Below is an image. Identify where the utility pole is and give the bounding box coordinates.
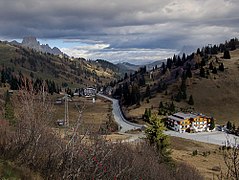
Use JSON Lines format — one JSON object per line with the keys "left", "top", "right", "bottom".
{"left": 42, "top": 80, "right": 46, "bottom": 106}
{"left": 64, "top": 94, "right": 69, "bottom": 127}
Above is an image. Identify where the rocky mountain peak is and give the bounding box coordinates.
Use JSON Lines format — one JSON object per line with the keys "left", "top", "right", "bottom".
{"left": 22, "top": 36, "right": 38, "bottom": 44}
{"left": 12, "top": 36, "right": 64, "bottom": 56}
{"left": 22, "top": 36, "right": 41, "bottom": 51}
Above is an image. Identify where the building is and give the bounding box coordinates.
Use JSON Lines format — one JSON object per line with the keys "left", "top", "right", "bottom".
{"left": 84, "top": 87, "right": 96, "bottom": 97}
{"left": 167, "top": 112, "right": 213, "bottom": 133}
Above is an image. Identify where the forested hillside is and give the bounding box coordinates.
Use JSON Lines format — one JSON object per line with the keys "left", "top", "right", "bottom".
{"left": 110, "top": 38, "right": 239, "bottom": 125}
{"left": 0, "top": 41, "right": 120, "bottom": 91}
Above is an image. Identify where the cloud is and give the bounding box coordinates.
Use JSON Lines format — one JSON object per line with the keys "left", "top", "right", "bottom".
{"left": 61, "top": 42, "right": 179, "bottom": 65}
{"left": 0, "top": 0, "right": 239, "bottom": 63}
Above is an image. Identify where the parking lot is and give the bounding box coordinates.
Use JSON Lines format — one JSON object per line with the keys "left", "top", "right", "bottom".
{"left": 165, "top": 130, "right": 239, "bottom": 146}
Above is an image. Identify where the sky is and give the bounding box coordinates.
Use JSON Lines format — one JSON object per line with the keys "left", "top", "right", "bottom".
{"left": 0, "top": 0, "right": 239, "bottom": 64}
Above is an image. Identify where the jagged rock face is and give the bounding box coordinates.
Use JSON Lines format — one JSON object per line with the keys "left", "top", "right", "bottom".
{"left": 22, "top": 36, "right": 41, "bottom": 50}
{"left": 22, "top": 36, "right": 38, "bottom": 45}
{"left": 19, "top": 36, "right": 63, "bottom": 56}
{"left": 41, "top": 44, "right": 52, "bottom": 53}
{"left": 10, "top": 40, "right": 20, "bottom": 46}
{"left": 52, "top": 47, "right": 62, "bottom": 55}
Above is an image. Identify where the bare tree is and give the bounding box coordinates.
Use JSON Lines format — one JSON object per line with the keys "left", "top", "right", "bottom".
{"left": 222, "top": 138, "right": 239, "bottom": 180}
{"left": 0, "top": 84, "right": 203, "bottom": 180}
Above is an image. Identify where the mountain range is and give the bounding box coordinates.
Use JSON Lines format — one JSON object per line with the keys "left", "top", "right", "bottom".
{"left": 0, "top": 40, "right": 123, "bottom": 89}
{"left": 10, "top": 36, "right": 64, "bottom": 56}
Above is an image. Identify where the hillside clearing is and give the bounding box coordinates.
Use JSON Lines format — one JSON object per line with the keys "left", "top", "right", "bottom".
{"left": 170, "top": 136, "right": 226, "bottom": 180}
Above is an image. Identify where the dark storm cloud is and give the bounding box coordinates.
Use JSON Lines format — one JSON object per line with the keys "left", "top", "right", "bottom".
{"left": 0, "top": 0, "right": 239, "bottom": 51}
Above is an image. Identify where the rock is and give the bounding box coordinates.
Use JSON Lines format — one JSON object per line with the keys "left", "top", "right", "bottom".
{"left": 13, "top": 36, "right": 64, "bottom": 56}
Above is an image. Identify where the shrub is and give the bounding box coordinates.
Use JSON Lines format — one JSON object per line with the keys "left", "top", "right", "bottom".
{"left": 0, "top": 87, "right": 204, "bottom": 179}
{"left": 192, "top": 150, "right": 198, "bottom": 156}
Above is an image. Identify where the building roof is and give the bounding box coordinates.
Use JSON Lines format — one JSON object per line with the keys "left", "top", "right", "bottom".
{"left": 168, "top": 112, "right": 197, "bottom": 122}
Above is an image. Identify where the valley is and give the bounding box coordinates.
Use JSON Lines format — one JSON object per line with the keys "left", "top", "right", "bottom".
{"left": 1, "top": 37, "right": 239, "bottom": 180}
{"left": 1, "top": 0, "right": 239, "bottom": 179}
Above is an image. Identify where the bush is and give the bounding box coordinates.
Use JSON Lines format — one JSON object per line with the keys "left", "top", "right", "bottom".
{"left": 0, "top": 87, "right": 204, "bottom": 179}
{"left": 188, "top": 95, "right": 194, "bottom": 105}
{"left": 192, "top": 150, "right": 198, "bottom": 156}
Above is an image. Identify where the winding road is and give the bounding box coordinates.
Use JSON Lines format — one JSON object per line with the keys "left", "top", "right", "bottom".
{"left": 97, "top": 93, "right": 144, "bottom": 133}
{"left": 98, "top": 93, "right": 239, "bottom": 146}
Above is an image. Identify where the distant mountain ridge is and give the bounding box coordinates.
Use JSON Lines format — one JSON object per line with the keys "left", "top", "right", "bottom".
{"left": 10, "top": 36, "right": 64, "bottom": 56}
{"left": 116, "top": 60, "right": 165, "bottom": 72}
{"left": 0, "top": 41, "right": 120, "bottom": 89}
{"left": 116, "top": 62, "right": 140, "bottom": 71}
{"left": 178, "top": 45, "right": 197, "bottom": 56}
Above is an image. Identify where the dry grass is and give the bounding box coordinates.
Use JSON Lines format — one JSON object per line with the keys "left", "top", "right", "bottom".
{"left": 188, "top": 50, "right": 239, "bottom": 125}
{"left": 104, "top": 133, "right": 132, "bottom": 141}
{"left": 53, "top": 95, "right": 113, "bottom": 132}
{"left": 0, "top": 160, "right": 43, "bottom": 179}
{"left": 170, "top": 136, "right": 226, "bottom": 180}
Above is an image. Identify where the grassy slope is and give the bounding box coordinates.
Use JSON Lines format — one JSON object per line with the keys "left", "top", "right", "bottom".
{"left": 52, "top": 96, "right": 113, "bottom": 132}
{"left": 188, "top": 50, "right": 239, "bottom": 124}
{"left": 127, "top": 49, "right": 239, "bottom": 125}
{"left": 0, "top": 43, "right": 18, "bottom": 63}
{"left": 170, "top": 136, "right": 226, "bottom": 180}
{"left": 0, "top": 42, "right": 117, "bottom": 88}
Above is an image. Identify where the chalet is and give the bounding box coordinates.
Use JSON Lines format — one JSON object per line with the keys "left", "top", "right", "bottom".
{"left": 167, "top": 112, "right": 213, "bottom": 133}
{"left": 84, "top": 87, "right": 96, "bottom": 97}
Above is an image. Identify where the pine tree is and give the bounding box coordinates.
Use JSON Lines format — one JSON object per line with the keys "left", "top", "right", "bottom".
{"left": 201, "top": 59, "right": 206, "bottom": 67}
{"left": 145, "top": 85, "right": 151, "bottom": 98}
{"left": 148, "top": 108, "right": 151, "bottom": 118}
{"left": 175, "top": 91, "right": 182, "bottom": 102}
{"left": 188, "top": 95, "right": 194, "bottom": 105}
{"left": 209, "top": 62, "right": 214, "bottom": 70}
{"left": 143, "top": 108, "right": 148, "bottom": 120}
{"left": 1, "top": 69, "right": 6, "bottom": 83}
{"left": 212, "top": 67, "right": 217, "bottom": 74}
{"left": 226, "top": 121, "right": 232, "bottom": 130}
{"left": 200, "top": 67, "right": 205, "bottom": 77}
{"left": 186, "top": 68, "right": 192, "bottom": 78}
{"left": 173, "top": 54, "right": 177, "bottom": 64}
{"left": 158, "top": 102, "right": 164, "bottom": 115}
{"left": 124, "top": 73, "right": 128, "bottom": 80}
{"left": 209, "top": 118, "right": 215, "bottom": 130}
{"left": 197, "top": 48, "right": 201, "bottom": 55}
{"left": 180, "top": 79, "right": 187, "bottom": 100}
{"left": 159, "top": 101, "right": 164, "bottom": 109}
{"left": 223, "top": 50, "right": 231, "bottom": 59}
{"left": 219, "top": 63, "right": 224, "bottom": 71}
{"left": 169, "top": 101, "right": 175, "bottom": 112}
{"left": 161, "top": 62, "right": 166, "bottom": 74}
{"left": 143, "top": 108, "right": 151, "bottom": 122}
{"left": 145, "top": 115, "right": 171, "bottom": 162}
{"left": 166, "top": 58, "right": 173, "bottom": 69}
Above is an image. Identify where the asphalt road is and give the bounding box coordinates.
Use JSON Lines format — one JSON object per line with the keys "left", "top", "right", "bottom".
{"left": 97, "top": 93, "right": 144, "bottom": 133}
